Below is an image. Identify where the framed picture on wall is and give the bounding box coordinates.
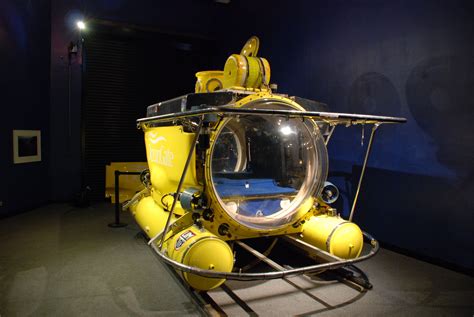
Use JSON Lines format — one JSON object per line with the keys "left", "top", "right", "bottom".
{"left": 13, "top": 130, "right": 42, "bottom": 164}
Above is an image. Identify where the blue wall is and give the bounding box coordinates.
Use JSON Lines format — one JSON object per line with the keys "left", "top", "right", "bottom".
{"left": 0, "top": 0, "right": 51, "bottom": 217}
{"left": 250, "top": 0, "right": 474, "bottom": 270}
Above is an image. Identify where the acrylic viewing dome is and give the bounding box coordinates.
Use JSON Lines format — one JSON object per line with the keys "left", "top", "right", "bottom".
{"left": 209, "top": 100, "right": 328, "bottom": 230}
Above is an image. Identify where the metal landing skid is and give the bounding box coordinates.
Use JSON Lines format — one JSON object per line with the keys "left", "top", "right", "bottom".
{"left": 157, "top": 235, "right": 373, "bottom": 316}
{"left": 282, "top": 236, "right": 373, "bottom": 292}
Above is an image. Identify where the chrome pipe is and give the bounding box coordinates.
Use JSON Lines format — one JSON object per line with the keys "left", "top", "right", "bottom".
{"left": 148, "top": 232, "right": 379, "bottom": 281}
{"left": 138, "top": 106, "right": 407, "bottom": 126}
{"left": 349, "top": 124, "right": 379, "bottom": 222}
{"left": 324, "top": 125, "right": 336, "bottom": 145}
{"left": 156, "top": 115, "right": 204, "bottom": 250}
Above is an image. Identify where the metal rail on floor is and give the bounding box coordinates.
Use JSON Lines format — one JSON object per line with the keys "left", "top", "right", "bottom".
{"left": 146, "top": 234, "right": 376, "bottom": 316}
{"left": 198, "top": 238, "right": 373, "bottom": 316}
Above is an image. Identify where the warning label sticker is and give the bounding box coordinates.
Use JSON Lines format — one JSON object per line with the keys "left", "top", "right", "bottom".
{"left": 175, "top": 230, "right": 195, "bottom": 250}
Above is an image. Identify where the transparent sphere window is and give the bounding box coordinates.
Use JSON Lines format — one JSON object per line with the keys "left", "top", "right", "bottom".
{"left": 210, "top": 101, "right": 328, "bottom": 230}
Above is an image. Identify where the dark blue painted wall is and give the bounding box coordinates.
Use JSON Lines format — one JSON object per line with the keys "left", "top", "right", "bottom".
{"left": 247, "top": 0, "right": 474, "bottom": 270}
{"left": 0, "top": 0, "right": 51, "bottom": 217}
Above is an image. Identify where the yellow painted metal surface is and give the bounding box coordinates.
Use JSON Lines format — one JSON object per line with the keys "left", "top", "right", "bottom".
{"left": 195, "top": 71, "right": 224, "bottom": 93}
{"left": 222, "top": 54, "right": 270, "bottom": 89}
{"left": 240, "top": 36, "right": 260, "bottom": 56}
{"left": 105, "top": 162, "right": 148, "bottom": 203}
{"left": 144, "top": 126, "right": 201, "bottom": 216}
{"left": 223, "top": 54, "right": 246, "bottom": 88}
{"left": 246, "top": 56, "right": 260, "bottom": 88}
{"left": 131, "top": 127, "right": 236, "bottom": 291}
{"left": 130, "top": 196, "right": 178, "bottom": 238}
{"left": 166, "top": 226, "right": 233, "bottom": 290}
{"left": 130, "top": 195, "right": 233, "bottom": 290}
{"left": 258, "top": 57, "right": 271, "bottom": 88}
{"left": 300, "top": 214, "right": 363, "bottom": 259}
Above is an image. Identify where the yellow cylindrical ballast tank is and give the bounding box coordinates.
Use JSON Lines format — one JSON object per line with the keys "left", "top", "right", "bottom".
{"left": 167, "top": 226, "right": 234, "bottom": 290}
{"left": 130, "top": 196, "right": 234, "bottom": 290}
{"left": 131, "top": 196, "right": 178, "bottom": 237}
{"left": 300, "top": 215, "right": 363, "bottom": 259}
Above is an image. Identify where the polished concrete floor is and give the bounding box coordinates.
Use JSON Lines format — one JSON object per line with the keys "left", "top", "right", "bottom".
{"left": 1, "top": 203, "right": 473, "bottom": 316}
{"left": 0, "top": 203, "right": 200, "bottom": 316}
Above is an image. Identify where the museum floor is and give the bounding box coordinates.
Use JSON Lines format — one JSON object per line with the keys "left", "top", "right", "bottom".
{"left": 0, "top": 203, "right": 472, "bottom": 316}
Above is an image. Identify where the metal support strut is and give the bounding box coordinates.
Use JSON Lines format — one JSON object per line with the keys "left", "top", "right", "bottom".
{"left": 154, "top": 115, "right": 204, "bottom": 250}
{"left": 349, "top": 124, "right": 379, "bottom": 222}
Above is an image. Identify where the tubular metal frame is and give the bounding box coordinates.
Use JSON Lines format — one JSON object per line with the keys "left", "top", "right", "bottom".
{"left": 137, "top": 106, "right": 407, "bottom": 128}
{"left": 349, "top": 124, "right": 379, "bottom": 222}
{"left": 147, "top": 115, "right": 205, "bottom": 250}
{"left": 149, "top": 232, "right": 379, "bottom": 280}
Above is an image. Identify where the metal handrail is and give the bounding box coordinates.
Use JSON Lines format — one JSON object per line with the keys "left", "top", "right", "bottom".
{"left": 137, "top": 106, "right": 407, "bottom": 126}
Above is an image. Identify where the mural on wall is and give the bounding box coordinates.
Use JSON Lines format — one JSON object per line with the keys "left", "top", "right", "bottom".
{"left": 349, "top": 72, "right": 401, "bottom": 117}
{"left": 406, "top": 55, "right": 474, "bottom": 182}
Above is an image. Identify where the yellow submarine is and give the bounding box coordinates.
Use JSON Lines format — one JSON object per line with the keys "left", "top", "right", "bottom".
{"left": 124, "top": 36, "right": 406, "bottom": 291}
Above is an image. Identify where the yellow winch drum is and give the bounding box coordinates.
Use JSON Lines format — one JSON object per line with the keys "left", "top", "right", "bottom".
{"left": 223, "top": 54, "right": 271, "bottom": 89}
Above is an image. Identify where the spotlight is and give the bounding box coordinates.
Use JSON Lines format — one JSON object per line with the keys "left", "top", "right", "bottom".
{"left": 76, "top": 21, "right": 86, "bottom": 30}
